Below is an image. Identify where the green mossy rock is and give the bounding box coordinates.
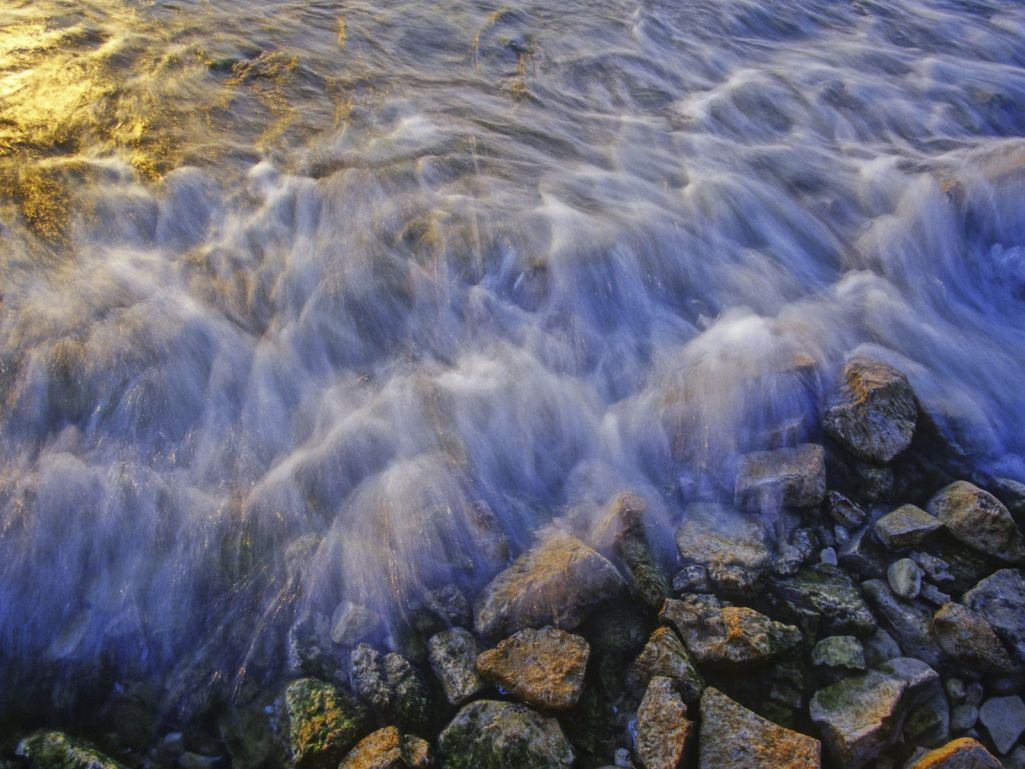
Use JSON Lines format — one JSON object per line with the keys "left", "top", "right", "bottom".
{"left": 438, "top": 700, "right": 574, "bottom": 769}
{"left": 17, "top": 732, "right": 124, "bottom": 769}
{"left": 285, "top": 678, "right": 370, "bottom": 769}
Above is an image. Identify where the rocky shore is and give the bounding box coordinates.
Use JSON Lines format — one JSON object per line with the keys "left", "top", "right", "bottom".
{"left": 5, "top": 357, "right": 1025, "bottom": 768}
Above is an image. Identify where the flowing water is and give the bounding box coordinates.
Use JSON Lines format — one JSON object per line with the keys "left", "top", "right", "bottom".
{"left": 2, "top": 0, "right": 1025, "bottom": 723}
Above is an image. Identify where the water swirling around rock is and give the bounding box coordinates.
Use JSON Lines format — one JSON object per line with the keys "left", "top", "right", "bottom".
{"left": 1, "top": 0, "right": 1024, "bottom": 722}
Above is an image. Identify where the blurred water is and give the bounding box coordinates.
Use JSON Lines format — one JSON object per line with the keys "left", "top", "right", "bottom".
{"left": 2, "top": 0, "right": 1025, "bottom": 720}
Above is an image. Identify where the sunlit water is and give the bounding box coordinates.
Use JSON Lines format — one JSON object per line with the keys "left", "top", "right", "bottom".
{"left": 2, "top": 0, "right": 1025, "bottom": 723}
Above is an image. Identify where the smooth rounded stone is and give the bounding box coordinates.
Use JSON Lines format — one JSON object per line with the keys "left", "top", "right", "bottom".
{"left": 676, "top": 503, "right": 772, "bottom": 596}
{"left": 660, "top": 595, "right": 802, "bottom": 667}
{"left": 932, "top": 602, "right": 1017, "bottom": 674}
{"left": 473, "top": 530, "right": 625, "bottom": 639}
{"left": 283, "top": 678, "right": 370, "bottom": 769}
{"left": 698, "top": 686, "right": 821, "bottom": 769}
{"left": 809, "top": 671, "right": 909, "bottom": 769}
{"left": 672, "top": 564, "right": 710, "bottom": 594}
{"left": 812, "top": 636, "right": 866, "bottom": 672}
{"left": 874, "top": 506, "right": 943, "bottom": 550}
{"left": 906, "top": 737, "right": 1003, "bottom": 768}
{"left": 635, "top": 677, "right": 693, "bottom": 769}
{"left": 331, "top": 602, "right": 383, "bottom": 647}
{"left": 862, "top": 580, "right": 942, "bottom": 667}
{"left": 823, "top": 357, "right": 918, "bottom": 464}
{"left": 821, "top": 547, "right": 839, "bottom": 566}
{"left": 888, "top": 559, "right": 923, "bottom": 599}
{"left": 437, "top": 700, "right": 575, "bottom": 769}
{"left": 963, "top": 569, "right": 1025, "bottom": 664}
{"left": 349, "top": 645, "right": 430, "bottom": 729}
{"left": 768, "top": 564, "right": 877, "bottom": 636}
{"left": 16, "top": 731, "right": 125, "bottom": 769}
{"left": 476, "top": 626, "right": 590, "bottom": 711}
{"left": 978, "top": 695, "right": 1025, "bottom": 754}
{"left": 626, "top": 626, "right": 704, "bottom": 705}
{"left": 950, "top": 704, "right": 979, "bottom": 732}
{"left": 734, "top": 443, "right": 826, "bottom": 512}
{"left": 1007, "top": 745, "right": 1025, "bottom": 769}
{"left": 338, "top": 727, "right": 429, "bottom": 769}
{"left": 428, "top": 628, "right": 485, "bottom": 706}
{"left": 927, "top": 481, "right": 1025, "bottom": 563}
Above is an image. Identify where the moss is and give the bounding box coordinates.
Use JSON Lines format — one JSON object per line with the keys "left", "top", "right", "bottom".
{"left": 17, "top": 731, "right": 124, "bottom": 769}
{"left": 285, "top": 679, "right": 369, "bottom": 769}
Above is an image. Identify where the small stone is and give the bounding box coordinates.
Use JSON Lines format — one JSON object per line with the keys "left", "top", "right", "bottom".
{"left": 862, "top": 580, "right": 942, "bottom": 667}
{"left": 331, "top": 603, "right": 383, "bottom": 647}
{"left": 944, "top": 678, "right": 966, "bottom": 702}
{"left": 911, "top": 552, "right": 956, "bottom": 585}
{"left": 626, "top": 626, "right": 704, "bottom": 705}
{"left": 635, "top": 677, "right": 692, "bottom": 769}
{"left": 904, "top": 687, "right": 950, "bottom": 747}
{"left": 932, "top": 602, "right": 1017, "bottom": 674}
{"left": 887, "top": 558, "right": 922, "bottom": 599}
{"left": 874, "top": 506, "right": 942, "bottom": 550}
{"left": 918, "top": 583, "right": 951, "bottom": 606}
{"left": 963, "top": 569, "right": 1025, "bottom": 664}
{"left": 676, "top": 504, "right": 772, "bottom": 596}
{"left": 437, "top": 700, "right": 575, "bottom": 769}
{"left": 283, "top": 678, "right": 369, "bottom": 769}
{"left": 828, "top": 491, "right": 868, "bottom": 528}
{"left": 978, "top": 695, "right": 1025, "bottom": 754}
{"left": 428, "top": 628, "right": 485, "bottom": 706}
{"left": 672, "top": 564, "right": 710, "bottom": 594}
{"left": 476, "top": 626, "right": 590, "bottom": 711}
{"left": 927, "top": 481, "right": 1025, "bottom": 563}
{"left": 821, "top": 548, "right": 838, "bottom": 566}
{"left": 811, "top": 636, "right": 866, "bottom": 672}
{"left": 16, "top": 732, "right": 125, "bottom": 769}
{"left": 906, "top": 737, "right": 1002, "bottom": 768}
{"left": 966, "top": 683, "right": 984, "bottom": 707}
{"left": 950, "top": 704, "right": 978, "bottom": 732}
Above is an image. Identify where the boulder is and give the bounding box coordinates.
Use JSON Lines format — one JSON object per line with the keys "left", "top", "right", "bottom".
{"left": 931, "top": 602, "right": 1017, "bottom": 674}
{"left": 283, "top": 678, "right": 369, "bottom": 769}
{"left": 874, "top": 506, "right": 943, "bottom": 550}
{"left": 428, "top": 628, "right": 485, "bottom": 706}
{"left": 626, "top": 626, "right": 704, "bottom": 705}
{"left": 338, "top": 727, "right": 430, "bottom": 769}
{"left": 906, "top": 737, "right": 1002, "bottom": 768}
{"left": 979, "top": 695, "right": 1025, "bottom": 754}
{"left": 927, "top": 481, "right": 1025, "bottom": 563}
{"left": 676, "top": 504, "right": 772, "bottom": 596}
{"left": 963, "top": 569, "right": 1025, "bottom": 664}
{"left": 635, "top": 677, "right": 693, "bottom": 769}
{"left": 768, "top": 564, "right": 876, "bottom": 636}
{"left": 16, "top": 732, "right": 125, "bottom": 769}
{"left": 349, "top": 646, "right": 430, "bottom": 729}
{"left": 437, "top": 700, "right": 575, "bottom": 769}
{"left": 734, "top": 444, "right": 826, "bottom": 512}
{"left": 474, "top": 530, "right": 624, "bottom": 639}
{"left": 476, "top": 626, "right": 589, "bottom": 711}
{"left": 823, "top": 358, "right": 918, "bottom": 463}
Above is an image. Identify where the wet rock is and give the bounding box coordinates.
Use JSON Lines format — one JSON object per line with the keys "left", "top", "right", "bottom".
{"left": 966, "top": 682, "right": 984, "bottom": 707}
{"left": 862, "top": 580, "right": 942, "bottom": 667}
{"left": 906, "top": 737, "right": 1002, "bottom": 768}
{"left": 888, "top": 558, "right": 923, "bottom": 599}
{"left": 734, "top": 443, "right": 826, "bottom": 512}
{"left": 950, "top": 704, "right": 978, "bottom": 732}
{"left": 698, "top": 686, "right": 821, "bottom": 769}
{"left": 437, "top": 700, "right": 575, "bottom": 769}
{"left": 769, "top": 564, "right": 876, "bottom": 636}
{"left": 927, "top": 481, "right": 1025, "bottom": 563}
{"left": 838, "top": 526, "right": 888, "bottom": 579}
{"left": 874, "top": 506, "right": 943, "bottom": 550}
{"left": 338, "top": 727, "right": 429, "bottom": 769}
{"left": 904, "top": 687, "right": 951, "bottom": 748}
{"left": 476, "top": 626, "right": 589, "bottom": 711}
{"left": 672, "top": 564, "right": 710, "bottom": 594}
{"left": 863, "top": 628, "right": 904, "bottom": 667}
{"left": 919, "top": 583, "right": 952, "bottom": 606}
{"left": 932, "top": 602, "right": 1017, "bottom": 674}
{"left": 912, "top": 552, "right": 955, "bottom": 585}
{"left": 827, "top": 491, "right": 868, "bottom": 529}
{"left": 283, "top": 678, "right": 369, "bottom": 769}
{"left": 823, "top": 357, "right": 918, "bottom": 464}
{"left": 677, "top": 504, "right": 772, "bottom": 596}
{"left": 591, "top": 492, "right": 671, "bottom": 610}
{"left": 978, "top": 695, "right": 1025, "bottom": 754}
{"left": 428, "top": 628, "right": 485, "bottom": 706}
{"left": 635, "top": 676, "right": 693, "bottom": 769}
{"left": 331, "top": 603, "right": 383, "bottom": 647}
{"left": 349, "top": 645, "right": 430, "bottom": 729}
{"left": 289, "top": 611, "right": 347, "bottom": 679}
{"left": 422, "top": 585, "right": 472, "bottom": 629}
{"left": 660, "top": 594, "right": 803, "bottom": 666}
{"left": 474, "top": 530, "right": 624, "bottom": 639}
{"left": 963, "top": 569, "right": 1025, "bottom": 664}
{"left": 853, "top": 462, "right": 894, "bottom": 504}
{"left": 16, "top": 732, "right": 125, "bottom": 769}
{"left": 626, "top": 626, "right": 704, "bottom": 705}
{"left": 876, "top": 657, "right": 941, "bottom": 703}
{"left": 944, "top": 677, "right": 966, "bottom": 702}
{"left": 811, "top": 636, "right": 866, "bottom": 675}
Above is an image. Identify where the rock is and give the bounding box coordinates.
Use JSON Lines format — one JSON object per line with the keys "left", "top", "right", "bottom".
{"left": 349, "top": 646, "right": 430, "bottom": 729}
{"left": 853, "top": 462, "right": 894, "bottom": 503}
{"left": 698, "top": 686, "right": 821, "bottom": 769}
{"left": 862, "top": 580, "right": 942, "bottom": 667}
{"left": 944, "top": 677, "right": 966, "bottom": 702}
{"left": 927, "top": 481, "right": 1025, "bottom": 563}
{"left": 932, "top": 602, "right": 1017, "bottom": 674}
{"left": 823, "top": 357, "right": 918, "bottom": 464}
{"left": 906, "top": 737, "right": 1002, "bottom": 768}
{"left": 811, "top": 636, "right": 866, "bottom": 673}
{"left": 672, "top": 564, "right": 710, "bottom": 594}
{"left": 283, "top": 678, "right": 369, "bottom": 769}
{"left": 874, "top": 506, "right": 943, "bottom": 550}
{"left": 338, "top": 727, "right": 429, "bottom": 769}
{"left": 888, "top": 558, "right": 923, "bottom": 599}
{"left": 978, "top": 695, "right": 1025, "bottom": 754}
{"left": 626, "top": 626, "right": 704, "bottom": 705}
{"left": 820, "top": 547, "right": 838, "bottom": 566}
{"left": 863, "top": 628, "right": 904, "bottom": 667}
{"left": 331, "top": 603, "right": 383, "bottom": 647}
{"left": 591, "top": 492, "right": 671, "bottom": 610}
{"left": 809, "top": 671, "right": 908, "bottom": 769}
{"left": 734, "top": 444, "right": 827, "bottom": 512}
{"left": 289, "top": 611, "right": 347, "bottom": 679}
{"left": 437, "top": 700, "right": 575, "bottom": 769}
{"left": 660, "top": 595, "right": 803, "bottom": 666}
{"left": 876, "top": 657, "right": 941, "bottom": 704}
{"left": 474, "top": 530, "right": 625, "bottom": 639}
{"left": 950, "top": 704, "right": 978, "bottom": 732}
{"left": 676, "top": 504, "right": 772, "bottom": 596}
{"left": 963, "top": 569, "right": 1025, "bottom": 664}
{"left": 635, "top": 677, "right": 693, "bottom": 769}
{"left": 966, "top": 682, "right": 984, "bottom": 707}
{"left": 904, "top": 687, "right": 951, "bottom": 748}
{"left": 918, "top": 583, "right": 951, "bottom": 606}
{"left": 769, "top": 564, "right": 877, "bottom": 636}
{"left": 476, "top": 626, "right": 589, "bottom": 711}
{"left": 16, "top": 732, "right": 125, "bottom": 769}
{"left": 911, "top": 552, "right": 955, "bottom": 585}
{"left": 838, "top": 526, "right": 888, "bottom": 579}
{"left": 422, "top": 585, "right": 472, "bottom": 628}
{"left": 828, "top": 491, "right": 868, "bottom": 529}
{"left": 428, "top": 628, "right": 485, "bottom": 706}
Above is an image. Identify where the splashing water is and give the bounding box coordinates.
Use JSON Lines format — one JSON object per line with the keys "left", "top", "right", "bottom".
{"left": 2, "top": 0, "right": 1025, "bottom": 721}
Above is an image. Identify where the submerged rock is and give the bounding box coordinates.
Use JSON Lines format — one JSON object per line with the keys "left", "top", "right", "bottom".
{"left": 16, "top": 732, "right": 125, "bottom": 769}
{"left": 823, "top": 358, "right": 918, "bottom": 464}
{"left": 349, "top": 646, "right": 430, "bottom": 730}
{"left": 626, "top": 626, "right": 704, "bottom": 705}
{"left": 338, "top": 727, "right": 430, "bottom": 769}
{"left": 475, "top": 626, "right": 589, "bottom": 711}
{"left": 906, "top": 737, "right": 1002, "bottom": 768}
{"left": 874, "top": 505, "right": 943, "bottom": 550}
{"left": 963, "top": 569, "right": 1025, "bottom": 664}
{"left": 698, "top": 687, "right": 821, "bottom": 769}
{"left": 734, "top": 443, "right": 826, "bottom": 512}
{"left": 635, "top": 676, "right": 693, "bottom": 769}
{"left": 931, "top": 602, "right": 1017, "bottom": 674}
{"left": 331, "top": 603, "right": 383, "bottom": 647}
{"left": 927, "top": 481, "right": 1025, "bottom": 563}
{"left": 474, "top": 530, "right": 625, "bottom": 639}
{"left": 437, "top": 700, "right": 575, "bottom": 769}
{"left": 428, "top": 628, "right": 485, "bottom": 706}
{"left": 676, "top": 503, "right": 772, "bottom": 596}
{"left": 283, "top": 678, "right": 369, "bottom": 769}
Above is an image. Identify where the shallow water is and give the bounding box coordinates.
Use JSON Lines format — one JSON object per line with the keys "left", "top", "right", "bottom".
{"left": 2, "top": 0, "right": 1025, "bottom": 719}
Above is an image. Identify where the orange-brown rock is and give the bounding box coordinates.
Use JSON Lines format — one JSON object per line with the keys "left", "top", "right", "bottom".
{"left": 906, "top": 737, "right": 1002, "bottom": 769}
{"left": 635, "top": 676, "right": 692, "bottom": 769}
{"left": 338, "top": 726, "right": 430, "bottom": 769}
{"left": 476, "top": 626, "right": 590, "bottom": 710}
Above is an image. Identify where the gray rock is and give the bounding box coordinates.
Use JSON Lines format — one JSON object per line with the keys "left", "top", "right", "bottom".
{"left": 862, "top": 580, "right": 942, "bottom": 667}
{"left": 635, "top": 677, "right": 693, "bottom": 769}
{"left": 978, "top": 695, "right": 1025, "bottom": 754}
{"left": 672, "top": 564, "right": 710, "bottom": 594}
{"left": 904, "top": 687, "right": 951, "bottom": 748}
{"left": 874, "top": 506, "right": 943, "bottom": 550}
{"left": 676, "top": 503, "right": 772, "bottom": 596}
{"left": 437, "top": 700, "right": 575, "bottom": 769}
{"left": 932, "top": 602, "right": 1017, "bottom": 674}
{"left": 963, "top": 569, "right": 1025, "bottom": 664}
{"left": 810, "top": 671, "right": 908, "bottom": 769}
{"left": 888, "top": 558, "right": 923, "bottom": 599}
{"left": 853, "top": 463, "right": 894, "bottom": 503}
{"left": 823, "top": 357, "right": 918, "bottom": 464}
{"left": 428, "top": 628, "right": 485, "bottom": 706}
{"left": 349, "top": 645, "right": 430, "bottom": 729}
{"left": 911, "top": 552, "right": 956, "bottom": 585}
{"left": 422, "top": 585, "right": 472, "bottom": 628}
{"left": 966, "top": 683, "right": 984, "bottom": 707}
{"left": 951, "top": 704, "right": 978, "bottom": 732}
{"left": 838, "top": 526, "right": 888, "bottom": 579}
{"left": 626, "top": 626, "right": 704, "bottom": 705}
{"left": 769, "top": 564, "right": 877, "bottom": 636}
{"left": 827, "top": 491, "right": 868, "bottom": 528}
{"left": 474, "top": 530, "right": 625, "bottom": 639}
{"left": 734, "top": 443, "right": 827, "bottom": 512}
{"left": 944, "top": 678, "right": 966, "bottom": 702}
{"left": 928, "top": 481, "right": 1025, "bottom": 563}
{"left": 863, "top": 628, "right": 904, "bottom": 667}
{"left": 821, "top": 547, "right": 838, "bottom": 566}
{"left": 331, "top": 602, "right": 382, "bottom": 647}
{"left": 811, "top": 636, "right": 866, "bottom": 673}
{"left": 919, "top": 583, "right": 952, "bottom": 607}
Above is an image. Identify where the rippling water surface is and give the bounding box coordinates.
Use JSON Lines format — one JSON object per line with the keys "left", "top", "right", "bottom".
{"left": 2, "top": 0, "right": 1025, "bottom": 720}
